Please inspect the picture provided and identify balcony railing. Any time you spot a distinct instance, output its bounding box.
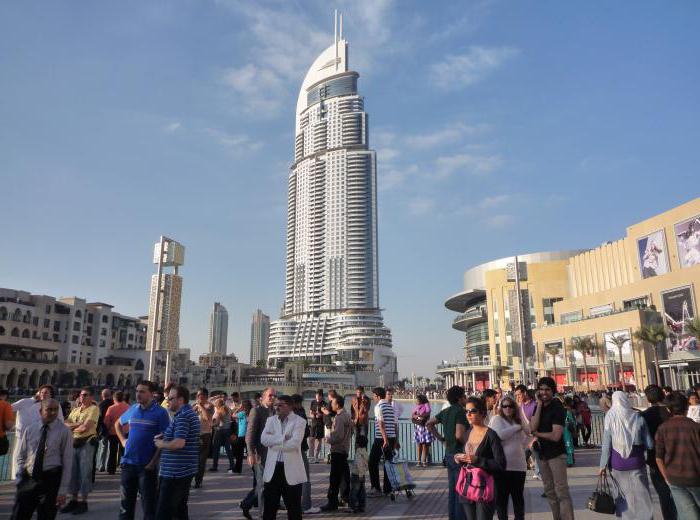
[452,307,487,326]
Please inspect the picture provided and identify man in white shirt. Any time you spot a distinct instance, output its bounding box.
[385,388,403,424]
[261,395,307,520]
[11,385,63,479]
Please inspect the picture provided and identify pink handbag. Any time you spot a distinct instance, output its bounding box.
[456,465,495,503]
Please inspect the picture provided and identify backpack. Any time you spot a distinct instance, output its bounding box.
[456,465,495,503]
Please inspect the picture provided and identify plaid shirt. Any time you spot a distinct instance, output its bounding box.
[655,415,700,487]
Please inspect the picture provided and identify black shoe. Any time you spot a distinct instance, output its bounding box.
[319,504,338,512]
[193,482,202,489]
[209,466,218,472]
[72,502,88,515]
[240,504,252,520]
[541,492,547,498]
[60,501,78,514]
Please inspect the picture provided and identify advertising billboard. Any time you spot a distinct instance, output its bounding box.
[661,286,697,352]
[637,230,669,279]
[674,215,700,269]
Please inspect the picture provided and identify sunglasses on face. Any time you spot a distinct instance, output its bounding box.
[465,408,480,415]
[501,405,514,409]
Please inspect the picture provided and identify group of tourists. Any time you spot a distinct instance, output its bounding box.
[3,378,700,519]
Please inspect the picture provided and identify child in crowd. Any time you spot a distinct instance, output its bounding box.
[349,435,369,513]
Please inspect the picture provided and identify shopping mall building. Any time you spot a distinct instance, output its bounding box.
[438,197,700,391]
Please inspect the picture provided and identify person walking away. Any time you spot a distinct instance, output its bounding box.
[116,380,171,520]
[291,394,319,515]
[308,391,325,463]
[529,377,574,520]
[453,397,506,520]
[351,386,370,438]
[241,387,277,519]
[232,400,252,475]
[261,395,307,520]
[191,388,213,488]
[427,385,468,520]
[320,395,353,511]
[60,387,99,515]
[11,385,63,480]
[0,388,14,459]
[577,398,593,447]
[96,389,113,474]
[598,391,653,520]
[367,387,398,497]
[641,384,677,520]
[154,385,200,520]
[598,391,612,413]
[11,399,72,520]
[102,391,129,474]
[489,396,529,520]
[655,392,700,518]
[687,392,700,423]
[412,394,433,467]
[349,435,369,513]
[210,398,236,473]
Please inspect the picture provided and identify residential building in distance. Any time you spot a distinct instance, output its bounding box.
[268,15,397,385]
[250,309,270,367]
[0,288,147,390]
[208,302,229,355]
[439,197,700,391]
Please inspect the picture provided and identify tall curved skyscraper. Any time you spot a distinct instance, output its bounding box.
[268,17,396,385]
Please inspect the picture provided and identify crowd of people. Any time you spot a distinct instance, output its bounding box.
[1,379,700,519]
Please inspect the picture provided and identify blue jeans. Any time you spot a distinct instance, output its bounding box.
[445,454,466,520]
[648,465,677,520]
[668,484,700,519]
[69,442,96,498]
[120,463,158,520]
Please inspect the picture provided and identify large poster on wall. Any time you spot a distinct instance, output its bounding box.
[637,230,670,279]
[675,215,700,269]
[661,286,698,352]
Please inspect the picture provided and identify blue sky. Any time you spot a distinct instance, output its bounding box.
[1,1,698,377]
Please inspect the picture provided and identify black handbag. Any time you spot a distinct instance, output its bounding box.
[0,435,9,456]
[587,470,617,514]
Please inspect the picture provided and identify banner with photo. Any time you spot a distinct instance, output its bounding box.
[637,230,669,279]
[661,286,698,352]
[674,215,700,269]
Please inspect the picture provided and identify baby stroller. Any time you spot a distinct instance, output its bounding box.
[384,453,416,501]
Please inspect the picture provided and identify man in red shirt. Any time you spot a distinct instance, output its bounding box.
[103,391,130,474]
[0,388,15,455]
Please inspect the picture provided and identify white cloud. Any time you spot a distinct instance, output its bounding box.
[484,214,515,228]
[379,164,419,192]
[163,122,182,133]
[378,147,400,163]
[407,197,435,216]
[405,122,486,150]
[431,46,519,90]
[203,128,262,152]
[478,194,511,209]
[434,153,503,178]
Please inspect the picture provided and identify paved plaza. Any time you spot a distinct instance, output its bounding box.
[0,449,665,520]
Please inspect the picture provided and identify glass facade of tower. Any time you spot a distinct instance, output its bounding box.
[268,35,396,384]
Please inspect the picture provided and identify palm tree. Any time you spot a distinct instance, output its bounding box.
[608,332,630,389]
[570,336,595,392]
[633,323,667,386]
[544,343,562,383]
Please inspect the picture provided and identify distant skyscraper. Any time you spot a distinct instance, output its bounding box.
[250,309,270,366]
[268,14,396,384]
[208,302,229,355]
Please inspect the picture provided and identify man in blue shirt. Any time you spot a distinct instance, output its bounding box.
[116,380,171,520]
[154,385,200,520]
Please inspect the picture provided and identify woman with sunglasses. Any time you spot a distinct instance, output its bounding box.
[454,397,506,520]
[489,396,529,520]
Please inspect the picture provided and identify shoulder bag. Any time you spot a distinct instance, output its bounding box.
[587,470,617,514]
[455,464,495,503]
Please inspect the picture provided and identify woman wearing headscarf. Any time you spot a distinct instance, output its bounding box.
[598,391,653,520]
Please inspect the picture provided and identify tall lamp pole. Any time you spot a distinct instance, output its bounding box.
[514,256,528,384]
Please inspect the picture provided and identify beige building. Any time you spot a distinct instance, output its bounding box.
[439,198,700,391]
[0,288,147,390]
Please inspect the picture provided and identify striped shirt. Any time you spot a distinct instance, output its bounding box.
[160,404,200,479]
[374,400,396,438]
